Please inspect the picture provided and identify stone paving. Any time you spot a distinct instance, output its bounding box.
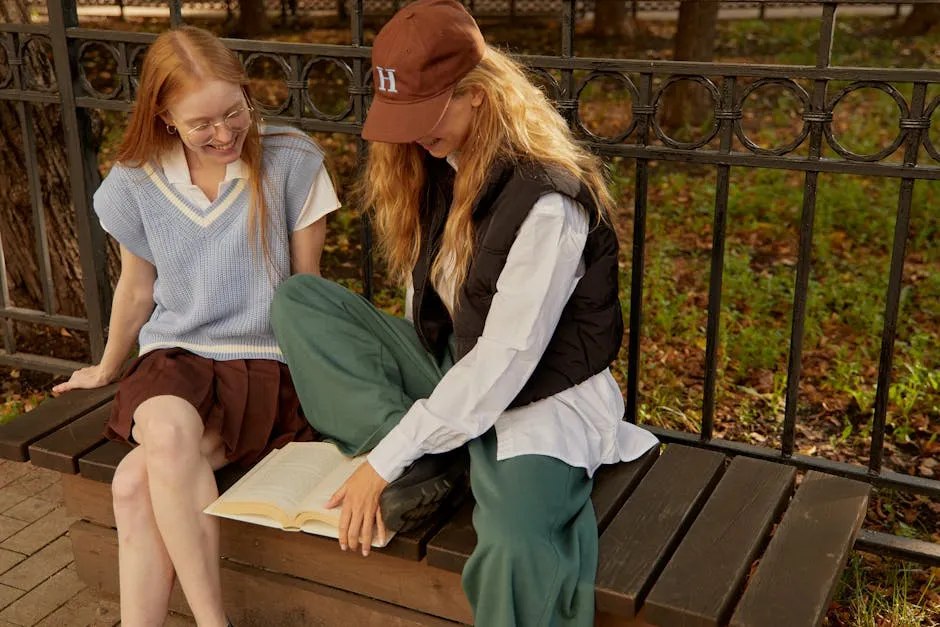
[0,460,194,627]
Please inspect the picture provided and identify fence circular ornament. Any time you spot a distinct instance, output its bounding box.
[651,75,721,150]
[125,45,147,99]
[243,52,292,116]
[575,71,639,144]
[526,67,561,102]
[920,95,940,163]
[824,81,909,163]
[0,37,12,91]
[19,35,57,93]
[302,57,354,122]
[77,41,123,100]
[734,78,810,156]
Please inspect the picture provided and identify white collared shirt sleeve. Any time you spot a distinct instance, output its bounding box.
[293,163,342,231]
[367,192,590,482]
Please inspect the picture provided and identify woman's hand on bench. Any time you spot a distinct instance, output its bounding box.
[53,364,118,395]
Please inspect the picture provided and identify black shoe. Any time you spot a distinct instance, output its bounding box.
[379,447,469,533]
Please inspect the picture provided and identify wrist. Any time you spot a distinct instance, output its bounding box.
[97,359,122,382]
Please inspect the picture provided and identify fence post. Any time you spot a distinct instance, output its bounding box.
[45,0,111,363]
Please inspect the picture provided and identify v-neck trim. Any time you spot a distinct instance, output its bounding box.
[143,162,248,228]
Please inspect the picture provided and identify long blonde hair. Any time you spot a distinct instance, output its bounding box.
[116,26,279,269]
[363,46,613,300]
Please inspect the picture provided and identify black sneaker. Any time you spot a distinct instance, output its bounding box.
[379,447,469,533]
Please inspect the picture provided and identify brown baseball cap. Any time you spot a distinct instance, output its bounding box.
[361,0,486,144]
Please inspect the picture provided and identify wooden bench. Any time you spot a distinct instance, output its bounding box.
[0,386,871,626]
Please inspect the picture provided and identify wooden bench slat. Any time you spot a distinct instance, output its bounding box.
[592,446,660,532]
[27,403,112,474]
[70,520,462,626]
[594,445,726,618]
[729,471,870,627]
[0,385,117,461]
[386,485,471,562]
[425,500,475,573]
[644,456,797,627]
[78,440,133,483]
[425,446,660,574]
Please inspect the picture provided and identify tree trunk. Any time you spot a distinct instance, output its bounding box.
[890,3,940,37]
[661,0,719,130]
[592,0,638,39]
[235,0,273,37]
[0,0,115,321]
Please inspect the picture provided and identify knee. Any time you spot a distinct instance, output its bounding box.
[135,398,201,463]
[272,274,317,330]
[272,274,348,333]
[112,455,149,517]
[474,508,543,554]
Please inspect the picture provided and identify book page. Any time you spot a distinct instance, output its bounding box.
[209,441,349,521]
[297,454,368,520]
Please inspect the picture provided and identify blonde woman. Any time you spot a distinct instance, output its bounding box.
[53,26,339,626]
[271,0,658,624]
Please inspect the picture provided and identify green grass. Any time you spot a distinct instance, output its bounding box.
[828,554,939,627]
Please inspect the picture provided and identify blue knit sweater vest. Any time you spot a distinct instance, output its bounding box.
[94,127,324,362]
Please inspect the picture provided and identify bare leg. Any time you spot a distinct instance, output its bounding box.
[112,447,175,626]
[133,395,229,627]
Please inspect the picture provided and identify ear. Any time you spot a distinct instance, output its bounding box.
[469,86,485,108]
[158,112,173,126]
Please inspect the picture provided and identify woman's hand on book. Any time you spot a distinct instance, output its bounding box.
[327,461,389,556]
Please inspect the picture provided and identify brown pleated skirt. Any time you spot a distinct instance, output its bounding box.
[106,347,315,467]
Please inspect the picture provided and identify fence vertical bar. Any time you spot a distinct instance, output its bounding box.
[625,72,653,425]
[351,0,373,302]
[869,82,927,474]
[17,103,55,315]
[700,76,736,442]
[0,239,15,355]
[560,0,576,130]
[781,1,836,457]
[46,0,110,362]
[9,31,55,316]
[169,0,183,27]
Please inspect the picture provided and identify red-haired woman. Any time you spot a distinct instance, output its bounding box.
[53,26,338,626]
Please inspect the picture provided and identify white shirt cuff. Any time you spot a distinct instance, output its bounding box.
[366,424,422,483]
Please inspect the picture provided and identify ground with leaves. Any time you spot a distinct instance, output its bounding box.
[4,9,938,626]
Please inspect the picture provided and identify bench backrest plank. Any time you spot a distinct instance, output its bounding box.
[594,445,726,618]
[729,471,869,627]
[643,456,796,627]
[27,403,111,474]
[425,446,660,574]
[0,386,116,461]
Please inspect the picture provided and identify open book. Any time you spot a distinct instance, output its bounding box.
[204,441,394,548]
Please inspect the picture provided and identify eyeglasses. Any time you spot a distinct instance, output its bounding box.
[180,105,254,146]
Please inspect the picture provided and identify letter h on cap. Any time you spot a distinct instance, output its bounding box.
[377,67,398,94]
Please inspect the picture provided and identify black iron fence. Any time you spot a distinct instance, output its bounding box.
[24,0,910,20]
[0,0,937,565]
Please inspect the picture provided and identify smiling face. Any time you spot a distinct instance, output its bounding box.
[163,80,251,166]
[415,88,484,159]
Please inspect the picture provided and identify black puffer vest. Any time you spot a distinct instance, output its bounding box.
[411,156,623,409]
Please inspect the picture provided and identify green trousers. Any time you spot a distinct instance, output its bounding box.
[271,275,597,627]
